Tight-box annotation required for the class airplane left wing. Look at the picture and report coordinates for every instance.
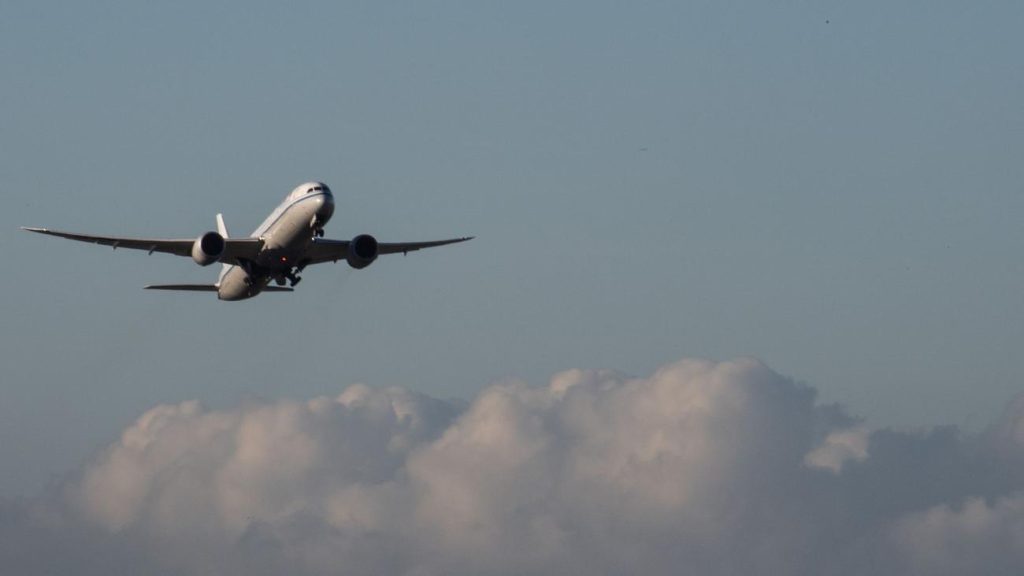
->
[21,227,263,264]
[307,236,473,265]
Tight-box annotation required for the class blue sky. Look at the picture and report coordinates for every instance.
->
[1,1,1022,498]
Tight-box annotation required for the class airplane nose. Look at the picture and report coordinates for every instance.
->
[317,192,334,221]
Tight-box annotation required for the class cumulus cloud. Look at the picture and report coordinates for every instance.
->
[2,357,1023,575]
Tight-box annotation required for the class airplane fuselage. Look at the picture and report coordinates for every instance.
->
[218,182,335,301]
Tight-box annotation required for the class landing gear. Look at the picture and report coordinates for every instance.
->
[311,215,327,238]
[241,256,311,289]
[272,269,302,286]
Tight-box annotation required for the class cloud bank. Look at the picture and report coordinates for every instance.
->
[3,358,1024,575]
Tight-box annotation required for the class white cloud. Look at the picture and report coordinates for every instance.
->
[804,425,870,473]
[2,357,1023,575]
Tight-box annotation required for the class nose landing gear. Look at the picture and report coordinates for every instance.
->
[311,214,327,238]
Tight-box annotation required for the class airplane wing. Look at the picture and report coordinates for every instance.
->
[306,236,474,265]
[21,227,263,264]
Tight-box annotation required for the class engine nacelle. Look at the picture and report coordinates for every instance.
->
[346,234,379,269]
[191,231,225,266]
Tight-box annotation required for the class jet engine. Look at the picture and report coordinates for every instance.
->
[346,234,379,269]
[191,231,225,266]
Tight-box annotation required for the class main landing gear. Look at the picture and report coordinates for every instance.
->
[274,270,301,287]
[273,260,310,287]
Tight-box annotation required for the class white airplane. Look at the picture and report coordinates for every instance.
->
[23,181,472,301]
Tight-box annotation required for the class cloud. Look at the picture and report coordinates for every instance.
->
[804,425,870,473]
[2,357,1023,575]
[891,495,1024,576]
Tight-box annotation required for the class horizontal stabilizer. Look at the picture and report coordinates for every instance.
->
[144,284,294,293]
[144,284,219,291]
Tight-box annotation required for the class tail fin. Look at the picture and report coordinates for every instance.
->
[216,213,229,238]
[216,213,231,284]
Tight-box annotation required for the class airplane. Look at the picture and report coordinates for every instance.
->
[23,181,472,301]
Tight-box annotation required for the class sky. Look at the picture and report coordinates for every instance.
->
[0,1,1023,572]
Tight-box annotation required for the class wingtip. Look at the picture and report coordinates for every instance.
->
[21,226,46,232]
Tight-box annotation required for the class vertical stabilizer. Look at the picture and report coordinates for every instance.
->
[216,213,231,285]
[216,213,229,238]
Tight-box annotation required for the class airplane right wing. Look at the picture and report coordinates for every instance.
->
[377,237,476,255]
[21,227,263,264]
[306,236,474,265]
